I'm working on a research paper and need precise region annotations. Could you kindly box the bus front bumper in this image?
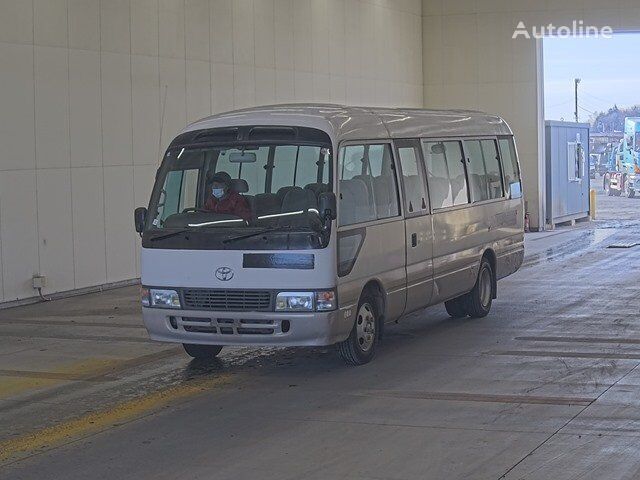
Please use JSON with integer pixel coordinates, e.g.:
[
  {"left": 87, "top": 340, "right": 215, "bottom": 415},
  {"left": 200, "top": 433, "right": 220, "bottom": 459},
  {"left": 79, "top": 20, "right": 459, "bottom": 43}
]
[{"left": 141, "top": 307, "right": 351, "bottom": 347}]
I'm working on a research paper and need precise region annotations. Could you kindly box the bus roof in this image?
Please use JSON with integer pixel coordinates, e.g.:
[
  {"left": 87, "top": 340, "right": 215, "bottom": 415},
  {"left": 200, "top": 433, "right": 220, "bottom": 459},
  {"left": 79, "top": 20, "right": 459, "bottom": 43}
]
[{"left": 183, "top": 104, "right": 513, "bottom": 143}]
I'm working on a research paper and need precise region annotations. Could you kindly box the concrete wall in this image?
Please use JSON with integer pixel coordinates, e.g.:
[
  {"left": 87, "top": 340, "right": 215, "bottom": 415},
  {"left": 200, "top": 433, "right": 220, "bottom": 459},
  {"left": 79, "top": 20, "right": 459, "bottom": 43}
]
[
  {"left": 0, "top": 0, "right": 423, "bottom": 303},
  {"left": 421, "top": 0, "right": 631, "bottom": 230}
]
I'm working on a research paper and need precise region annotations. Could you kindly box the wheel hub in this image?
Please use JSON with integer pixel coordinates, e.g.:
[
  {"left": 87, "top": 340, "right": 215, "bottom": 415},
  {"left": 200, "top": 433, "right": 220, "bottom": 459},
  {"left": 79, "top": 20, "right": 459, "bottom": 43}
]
[
  {"left": 479, "top": 267, "right": 492, "bottom": 308},
  {"left": 356, "top": 303, "right": 376, "bottom": 352}
]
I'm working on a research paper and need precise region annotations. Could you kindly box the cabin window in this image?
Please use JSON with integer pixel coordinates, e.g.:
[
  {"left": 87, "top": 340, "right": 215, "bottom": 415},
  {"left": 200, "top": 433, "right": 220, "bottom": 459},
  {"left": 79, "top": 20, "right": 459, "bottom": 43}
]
[
  {"left": 271, "top": 145, "right": 324, "bottom": 193},
  {"left": 154, "top": 168, "right": 200, "bottom": 225},
  {"left": 338, "top": 143, "right": 400, "bottom": 226},
  {"left": 498, "top": 137, "right": 522, "bottom": 199},
  {"left": 397, "top": 144, "right": 429, "bottom": 215},
  {"left": 463, "top": 140, "right": 489, "bottom": 202},
  {"left": 481, "top": 140, "right": 504, "bottom": 199},
  {"left": 463, "top": 139, "right": 504, "bottom": 202},
  {"left": 423, "top": 140, "right": 469, "bottom": 209}
]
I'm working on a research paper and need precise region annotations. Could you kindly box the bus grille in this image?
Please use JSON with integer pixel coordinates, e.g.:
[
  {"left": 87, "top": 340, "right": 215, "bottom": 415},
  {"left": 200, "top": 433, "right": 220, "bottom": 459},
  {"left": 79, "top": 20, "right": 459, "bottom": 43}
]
[{"left": 182, "top": 289, "right": 272, "bottom": 311}]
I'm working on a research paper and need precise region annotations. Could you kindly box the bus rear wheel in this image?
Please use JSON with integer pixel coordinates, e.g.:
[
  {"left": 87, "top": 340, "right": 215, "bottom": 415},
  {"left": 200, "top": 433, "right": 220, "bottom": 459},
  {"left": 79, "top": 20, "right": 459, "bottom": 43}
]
[
  {"left": 337, "top": 292, "right": 379, "bottom": 366},
  {"left": 183, "top": 344, "right": 223, "bottom": 359},
  {"left": 465, "top": 258, "right": 494, "bottom": 318}
]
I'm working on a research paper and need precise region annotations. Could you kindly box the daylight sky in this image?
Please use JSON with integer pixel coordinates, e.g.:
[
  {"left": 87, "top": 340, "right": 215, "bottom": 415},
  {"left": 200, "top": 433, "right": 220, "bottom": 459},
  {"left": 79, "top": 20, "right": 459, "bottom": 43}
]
[{"left": 544, "top": 33, "right": 640, "bottom": 123}]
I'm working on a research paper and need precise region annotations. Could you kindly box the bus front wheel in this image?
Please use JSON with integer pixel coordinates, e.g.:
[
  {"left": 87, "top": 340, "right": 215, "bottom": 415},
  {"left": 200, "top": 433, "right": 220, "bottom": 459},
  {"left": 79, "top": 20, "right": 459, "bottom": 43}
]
[
  {"left": 337, "top": 292, "right": 379, "bottom": 366},
  {"left": 183, "top": 343, "right": 223, "bottom": 359}
]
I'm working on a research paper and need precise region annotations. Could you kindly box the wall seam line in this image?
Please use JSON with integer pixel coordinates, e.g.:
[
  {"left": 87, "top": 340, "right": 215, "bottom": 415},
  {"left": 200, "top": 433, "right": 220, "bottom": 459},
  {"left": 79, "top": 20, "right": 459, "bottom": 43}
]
[
  {"left": 99, "top": 0, "right": 109, "bottom": 284},
  {"left": 66, "top": 0, "right": 76, "bottom": 291},
  {"left": 130, "top": 0, "right": 137, "bottom": 275},
  {"left": 33, "top": 0, "right": 42, "bottom": 290}
]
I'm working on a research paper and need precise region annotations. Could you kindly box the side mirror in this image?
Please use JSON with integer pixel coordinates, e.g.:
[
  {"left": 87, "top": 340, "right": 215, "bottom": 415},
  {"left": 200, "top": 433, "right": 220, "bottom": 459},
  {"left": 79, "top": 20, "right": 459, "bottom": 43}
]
[
  {"left": 318, "top": 192, "right": 337, "bottom": 221},
  {"left": 134, "top": 207, "right": 147, "bottom": 234}
]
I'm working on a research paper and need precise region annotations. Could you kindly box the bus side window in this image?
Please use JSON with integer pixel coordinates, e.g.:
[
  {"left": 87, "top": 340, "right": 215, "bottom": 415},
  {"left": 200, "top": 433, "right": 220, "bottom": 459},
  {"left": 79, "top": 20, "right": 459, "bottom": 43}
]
[
  {"left": 463, "top": 140, "right": 489, "bottom": 202},
  {"left": 424, "top": 140, "right": 468, "bottom": 209},
  {"left": 498, "top": 138, "right": 522, "bottom": 199},
  {"left": 481, "top": 140, "right": 504, "bottom": 199},
  {"left": 338, "top": 143, "right": 400, "bottom": 226}
]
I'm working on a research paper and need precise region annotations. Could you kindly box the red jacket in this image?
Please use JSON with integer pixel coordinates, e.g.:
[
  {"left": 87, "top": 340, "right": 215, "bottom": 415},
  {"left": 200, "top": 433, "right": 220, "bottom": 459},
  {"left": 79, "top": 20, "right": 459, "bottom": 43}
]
[{"left": 203, "top": 191, "right": 251, "bottom": 221}]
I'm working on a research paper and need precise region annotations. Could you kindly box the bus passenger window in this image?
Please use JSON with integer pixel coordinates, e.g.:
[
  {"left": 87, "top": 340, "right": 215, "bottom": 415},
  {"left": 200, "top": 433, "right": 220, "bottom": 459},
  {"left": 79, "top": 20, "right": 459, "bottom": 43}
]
[
  {"left": 481, "top": 140, "right": 504, "bottom": 199},
  {"left": 424, "top": 141, "right": 468, "bottom": 209},
  {"left": 463, "top": 140, "right": 489, "bottom": 202},
  {"left": 397, "top": 146, "right": 428, "bottom": 214},
  {"left": 498, "top": 138, "right": 522, "bottom": 199},
  {"left": 338, "top": 144, "right": 400, "bottom": 225}
]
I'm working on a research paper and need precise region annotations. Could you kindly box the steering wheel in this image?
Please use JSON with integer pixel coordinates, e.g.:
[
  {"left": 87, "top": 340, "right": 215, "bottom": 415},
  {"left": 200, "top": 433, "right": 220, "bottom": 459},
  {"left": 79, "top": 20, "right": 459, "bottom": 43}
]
[{"left": 181, "top": 207, "right": 208, "bottom": 213}]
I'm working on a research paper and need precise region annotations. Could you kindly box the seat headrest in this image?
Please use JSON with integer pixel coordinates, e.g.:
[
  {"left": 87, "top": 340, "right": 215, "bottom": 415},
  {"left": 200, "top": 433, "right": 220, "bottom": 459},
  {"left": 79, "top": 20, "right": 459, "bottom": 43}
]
[
  {"left": 230, "top": 178, "right": 248, "bottom": 193},
  {"left": 276, "top": 186, "right": 296, "bottom": 200}
]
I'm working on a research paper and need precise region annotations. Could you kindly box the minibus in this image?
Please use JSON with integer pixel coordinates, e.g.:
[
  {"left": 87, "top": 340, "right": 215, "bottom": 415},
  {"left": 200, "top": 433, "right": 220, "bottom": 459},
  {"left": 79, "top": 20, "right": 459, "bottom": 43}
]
[{"left": 134, "top": 104, "right": 524, "bottom": 365}]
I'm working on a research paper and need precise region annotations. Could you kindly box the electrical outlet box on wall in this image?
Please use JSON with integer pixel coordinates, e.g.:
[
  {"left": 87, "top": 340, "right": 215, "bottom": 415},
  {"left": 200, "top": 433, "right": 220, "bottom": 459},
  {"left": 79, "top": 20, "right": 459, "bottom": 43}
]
[{"left": 32, "top": 275, "right": 47, "bottom": 289}]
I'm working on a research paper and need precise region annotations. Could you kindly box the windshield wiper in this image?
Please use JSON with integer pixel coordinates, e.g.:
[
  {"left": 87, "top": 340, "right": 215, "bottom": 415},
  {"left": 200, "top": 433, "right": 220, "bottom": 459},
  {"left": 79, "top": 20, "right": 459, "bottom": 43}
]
[
  {"left": 222, "top": 226, "right": 302, "bottom": 244},
  {"left": 149, "top": 229, "right": 192, "bottom": 242}
]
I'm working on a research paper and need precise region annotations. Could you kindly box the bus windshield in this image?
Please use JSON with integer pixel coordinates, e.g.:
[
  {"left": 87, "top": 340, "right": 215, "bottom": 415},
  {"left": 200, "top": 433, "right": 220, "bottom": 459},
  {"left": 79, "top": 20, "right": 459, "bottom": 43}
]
[{"left": 147, "top": 143, "right": 332, "bottom": 234}]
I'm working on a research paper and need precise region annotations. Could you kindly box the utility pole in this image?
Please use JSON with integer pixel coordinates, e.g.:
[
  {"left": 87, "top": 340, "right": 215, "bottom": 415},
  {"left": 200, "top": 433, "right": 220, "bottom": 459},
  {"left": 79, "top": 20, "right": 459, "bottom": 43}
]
[{"left": 574, "top": 78, "right": 581, "bottom": 123}]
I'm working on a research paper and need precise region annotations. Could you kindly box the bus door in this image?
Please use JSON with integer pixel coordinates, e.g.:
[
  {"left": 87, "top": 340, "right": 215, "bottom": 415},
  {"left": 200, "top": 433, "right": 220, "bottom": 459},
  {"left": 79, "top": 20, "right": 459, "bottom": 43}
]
[{"left": 395, "top": 139, "right": 434, "bottom": 313}]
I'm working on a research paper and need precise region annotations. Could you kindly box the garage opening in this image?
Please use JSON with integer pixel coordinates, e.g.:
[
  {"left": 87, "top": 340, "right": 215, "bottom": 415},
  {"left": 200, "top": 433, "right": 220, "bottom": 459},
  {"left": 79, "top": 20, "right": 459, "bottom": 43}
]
[{"left": 543, "top": 33, "right": 640, "bottom": 226}]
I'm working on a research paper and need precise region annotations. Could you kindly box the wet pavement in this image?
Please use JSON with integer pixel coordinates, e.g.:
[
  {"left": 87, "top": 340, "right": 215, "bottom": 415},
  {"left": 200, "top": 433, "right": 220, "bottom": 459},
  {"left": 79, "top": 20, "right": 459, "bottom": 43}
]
[{"left": 2, "top": 180, "right": 640, "bottom": 479}]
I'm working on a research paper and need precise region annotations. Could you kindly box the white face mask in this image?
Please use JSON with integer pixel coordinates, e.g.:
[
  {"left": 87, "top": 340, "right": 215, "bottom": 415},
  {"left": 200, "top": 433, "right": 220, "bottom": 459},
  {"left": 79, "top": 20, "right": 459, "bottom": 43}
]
[{"left": 212, "top": 187, "right": 225, "bottom": 199}]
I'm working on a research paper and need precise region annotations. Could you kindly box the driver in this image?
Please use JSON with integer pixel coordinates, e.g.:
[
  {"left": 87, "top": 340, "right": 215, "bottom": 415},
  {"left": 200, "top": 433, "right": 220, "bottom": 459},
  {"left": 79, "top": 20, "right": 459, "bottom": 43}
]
[{"left": 203, "top": 171, "right": 251, "bottom": 222}]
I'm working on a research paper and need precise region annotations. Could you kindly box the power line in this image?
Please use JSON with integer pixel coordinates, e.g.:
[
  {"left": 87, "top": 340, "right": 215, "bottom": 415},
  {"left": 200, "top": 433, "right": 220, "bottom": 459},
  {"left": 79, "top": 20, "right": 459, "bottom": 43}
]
[
  {"left": 581, "top": 90, "right": 618, "bottom": 107},
  {"left": 546, "top": 99, "right": 573, "bottom": 109},
  {"left": 578, "top": 105, "right": 595, "bottom": 115}
]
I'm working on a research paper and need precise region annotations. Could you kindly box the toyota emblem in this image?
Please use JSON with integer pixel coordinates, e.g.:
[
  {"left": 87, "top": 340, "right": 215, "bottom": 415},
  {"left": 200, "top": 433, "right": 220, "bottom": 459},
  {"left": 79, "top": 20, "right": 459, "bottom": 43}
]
[{"left": 215, "top": 266, "right": 234, "bottom": 281}]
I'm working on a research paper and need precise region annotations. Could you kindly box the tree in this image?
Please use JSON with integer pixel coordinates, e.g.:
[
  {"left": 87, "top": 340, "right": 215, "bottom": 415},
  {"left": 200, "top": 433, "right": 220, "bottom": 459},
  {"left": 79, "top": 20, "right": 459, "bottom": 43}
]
[{"left": 592, "top": 105, "right": 640, "bottom": 132}]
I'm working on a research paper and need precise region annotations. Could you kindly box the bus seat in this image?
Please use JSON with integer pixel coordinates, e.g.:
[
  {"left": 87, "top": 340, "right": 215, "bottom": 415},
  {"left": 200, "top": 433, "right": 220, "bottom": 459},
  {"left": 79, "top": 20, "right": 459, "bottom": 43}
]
[
  {"left": 304, "top": 182, "right": 329, "bottom": 197},
  {"left": 340, "top": 178, "right": 374, "bottom": 225},
  {"left": 280, "top": 187, "right": 319, "bottom": 227},
  {"left": 230, "top": 178, "right": 249, "bottom": 193},
  {"left": 254, "top": 193, "right": 281, "bottom": 219},
  {"left": 402, "top": 175, "right": 420, "bottom": 211},
  {"left": 352, "top": 174, "right": 374, "bottom": 197},
  {"left": 281, "top": 187, "right": 317, "bottom": 213},
  {"left": 429, "top": 176, "right": 449, "bottom": 208},
  {"left": 276, "top": 186, "right": 296, "bottom": 203},
  {"left": 466, "top": 173, "right": 481, "bottom": 201},
  {"left": 373, "top": 175, "right": 394, "bottom": 218}
]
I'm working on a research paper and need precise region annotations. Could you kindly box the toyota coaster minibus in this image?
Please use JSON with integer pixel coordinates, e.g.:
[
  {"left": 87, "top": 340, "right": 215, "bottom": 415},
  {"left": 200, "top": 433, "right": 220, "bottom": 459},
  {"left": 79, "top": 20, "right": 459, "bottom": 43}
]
[{"left": 134, "top": 104, "right": 524, "bottom": 365}]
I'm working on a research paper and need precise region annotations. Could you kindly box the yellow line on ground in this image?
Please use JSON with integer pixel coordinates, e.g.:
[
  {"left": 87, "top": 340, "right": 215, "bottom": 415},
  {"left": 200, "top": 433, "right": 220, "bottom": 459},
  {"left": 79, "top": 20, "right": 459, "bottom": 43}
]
[{"left": 0, "top": 373, "right": 232, "bottom": 464}]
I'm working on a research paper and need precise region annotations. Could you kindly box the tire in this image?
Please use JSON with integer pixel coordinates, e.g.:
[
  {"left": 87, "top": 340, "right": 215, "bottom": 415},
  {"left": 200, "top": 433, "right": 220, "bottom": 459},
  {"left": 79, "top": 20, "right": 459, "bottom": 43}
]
[
  {"left": 445, "top": 296, "right": 468, "bottom": 318},
  {"left": 629, "top": 189, "right": 636, "bottom": 198},
  {"left": 337, "top": 292, "right": 379, "bottom": 366},
  {"left": 465, "top": 258, "right": 494, "bottom": 318},
  {"left": 183, "top": 343, "right": 223, "bottom": 359}
]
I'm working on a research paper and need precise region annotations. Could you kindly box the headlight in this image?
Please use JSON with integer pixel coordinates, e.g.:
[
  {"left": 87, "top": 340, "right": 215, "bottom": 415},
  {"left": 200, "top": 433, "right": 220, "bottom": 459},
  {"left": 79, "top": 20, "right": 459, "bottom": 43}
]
[
  {"left": 275, "top": 290, "right": 337, "bottom": 311},
  {"left": 275, "top": 292, "right": 314, "bottom": 311},
  {"left": 144, "top": 288, "right": 181, "bottom": 308}
]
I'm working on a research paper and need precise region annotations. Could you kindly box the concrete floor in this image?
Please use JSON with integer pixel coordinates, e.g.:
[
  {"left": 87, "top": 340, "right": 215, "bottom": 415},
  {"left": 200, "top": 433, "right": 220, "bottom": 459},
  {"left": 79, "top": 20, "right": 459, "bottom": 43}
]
[{"left": 2, "top": 181, "right": 640, "bottom": 479}]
